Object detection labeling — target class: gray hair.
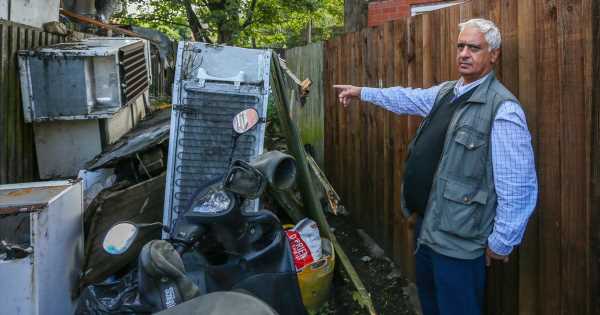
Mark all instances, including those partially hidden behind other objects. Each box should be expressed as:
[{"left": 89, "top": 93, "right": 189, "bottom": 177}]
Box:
[{"left": 458, "top": 18, "right": 501, "bottom": 50}]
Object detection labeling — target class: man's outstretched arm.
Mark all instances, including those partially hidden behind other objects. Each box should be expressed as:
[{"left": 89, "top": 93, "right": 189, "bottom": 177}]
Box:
[{"left": 334, "top": 84, "right": 444, "bottom": 117}]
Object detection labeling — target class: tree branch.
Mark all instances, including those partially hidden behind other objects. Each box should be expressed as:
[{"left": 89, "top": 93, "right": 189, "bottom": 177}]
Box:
[
  {"left": 181, "top": 0, "right": 212, "bottom": 43},
  {"left": 241, "top": 0, "right": 258, "bottom": 28}
]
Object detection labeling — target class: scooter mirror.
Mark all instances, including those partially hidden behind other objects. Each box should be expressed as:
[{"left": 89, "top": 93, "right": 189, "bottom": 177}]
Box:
[
  {"left": 102, "top": 222, "right": 139, "bottom": 255},
  {"left": 232, "top": 108, "right": 260, "bottom": 134}
]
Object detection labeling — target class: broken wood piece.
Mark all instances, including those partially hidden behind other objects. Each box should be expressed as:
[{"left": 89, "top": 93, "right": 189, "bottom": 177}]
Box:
[
  {"left": 277, "top": 56, "right": 311, "bottom": 105},
  {"left": 306, "top": 154, "right": 345, "bottom": 215}
]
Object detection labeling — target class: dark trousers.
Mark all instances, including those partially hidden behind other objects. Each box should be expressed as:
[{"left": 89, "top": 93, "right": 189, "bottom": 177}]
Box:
[{"left": 414, "top": 218, "right": 486, "bottom": 315}]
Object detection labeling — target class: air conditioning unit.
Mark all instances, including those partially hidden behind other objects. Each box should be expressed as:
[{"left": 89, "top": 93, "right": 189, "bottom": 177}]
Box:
[{"left": 18, "top": 37, "right": 151, "bottom": 122}]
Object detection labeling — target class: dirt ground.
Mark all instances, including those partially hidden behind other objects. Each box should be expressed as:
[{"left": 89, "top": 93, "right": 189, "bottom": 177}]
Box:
[{"left": 318, "top": 214, "right": 417, "bottom": 315}]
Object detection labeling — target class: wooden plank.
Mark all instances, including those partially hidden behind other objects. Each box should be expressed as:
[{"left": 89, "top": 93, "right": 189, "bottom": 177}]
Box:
[
  {"left": 487, "top": 0, "right": 502, "bottom": 79},
  {"left": 372, "top": 24, "right": 385, "bottom": 245},
  {"left": 534, "top": 1, "right": 562, "bottom": 314},
  {"left": 390, "top": 19, "right": 412, "bottom": 280},
  {"left": 448, "top": 5, "right": 460, "bottom": 80},
  {"left": 590, "top": 1, "right": 600, "bottom": 314},
  {"left": 516, "top": 1, "right": 540, "bottom": 314},
  {"left": 406, "top": 18, "right": 419, "bottom": 137},
  {"left": 500, "top": 0, "right": 519, "bottom": 94},
  {"left": 0, "top": 23, "right": 8, "bottom": 184},
  {"left": 7, "top": 24, "right": 18, "bottom": 182},
  {"left": 486, "top": 2, "right": 520, "bottom": 313},
  {"left": 358, "top": 28, "right": 369, "bottom": 238},
  {"left": 345, "top": 33, "right": 354, "bottom": 218},
  {"left": 421, "top": 13, "right": 434, "bottom": 89},
  {"left": 459, "top": 0, "right": 473, "bottom": 22},
  {"left": 431, "top": 10, "right": 441, "bottom": 84},
  {"left": 557, "top": 0, "right": 589, "bottom": 314},
  {"left": 24, "top": 29, "right": 39, "bottom": 180},
  {"left": 336, "top": 34, "right": 347, "bottom": 220},
  {"left": 324, "top": 41, "right": 333, "bottom": 181},
  {"left": 381, "top": 21, "right": 394, "bottom": 252},
  {"left": 344, "top": 33, "right": 354, "bottom": 230},
  {"left": 313, "top": 42, "right": 325, "bottom": 168},
  {"left": 323, "top": 40, "right": 331, "bottom": 180},
  {"left": 390, "top": 20, "right": 403, "bottom": 266},
  {"left": 439, "top": 9, "right": 449, "bottom": 81},
  {"left": 329, "top": 37, "right": 338, "bottom": 194},
  {"left": 14, "top": 27, "right": 25, "bottom": 182}
]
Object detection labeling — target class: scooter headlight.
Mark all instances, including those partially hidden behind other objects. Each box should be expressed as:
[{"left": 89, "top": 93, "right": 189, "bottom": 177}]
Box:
[{"left": 192, "top": 190, "right": 232, "bottom": 214}]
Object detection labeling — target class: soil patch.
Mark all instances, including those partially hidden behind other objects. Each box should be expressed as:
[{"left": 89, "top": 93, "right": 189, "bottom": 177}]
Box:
[{"left": 318, "top": 214, "right": 417, "bottom": 315}]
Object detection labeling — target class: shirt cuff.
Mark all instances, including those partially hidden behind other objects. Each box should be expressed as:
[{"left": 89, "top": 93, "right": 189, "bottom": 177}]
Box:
[
  {"left": 487, "top": 233, "right": 514, "bottom": 256},
  {"left": 360, "top": 87, "right": 376, "bottom": 102}
]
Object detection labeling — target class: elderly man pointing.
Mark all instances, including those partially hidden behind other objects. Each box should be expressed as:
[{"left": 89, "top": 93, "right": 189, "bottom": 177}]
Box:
[{"left": 334, "top": 18, "right": 537, "bottom": 315}]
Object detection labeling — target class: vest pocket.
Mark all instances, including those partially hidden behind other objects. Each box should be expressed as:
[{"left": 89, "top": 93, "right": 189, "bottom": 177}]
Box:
[
  {"left": 450, "top": 127, "right": 487, "bottom": 179},
  {"left": 438, "top": 180, "right": 488, "bottom": 238}
]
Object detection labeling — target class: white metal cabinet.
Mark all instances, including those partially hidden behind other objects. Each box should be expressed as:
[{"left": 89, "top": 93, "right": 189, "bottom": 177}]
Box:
[{"left": 0, "top": 180, "right": 83, "bottom": 315}]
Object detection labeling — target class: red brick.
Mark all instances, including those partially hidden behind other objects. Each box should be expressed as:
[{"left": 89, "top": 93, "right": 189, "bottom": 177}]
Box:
[{"left": 368, "top": 0, "right": 411, "bottom": 27}]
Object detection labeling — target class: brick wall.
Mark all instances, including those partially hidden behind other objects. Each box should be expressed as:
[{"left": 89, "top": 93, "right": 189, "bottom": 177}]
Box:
[
  {"left": 367, "top": 0, "right": 452, "bottom": 27},
  {"left": 367, "top": 0, "right": 409, "bottom": 27}
]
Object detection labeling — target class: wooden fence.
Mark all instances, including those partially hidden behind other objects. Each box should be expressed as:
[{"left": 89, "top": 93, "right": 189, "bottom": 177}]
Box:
[
  {"left": 0, "top": 20, "right": 174, "bottom": 184},
  {"left": 320, "top": 0, "right": 596, "bottom": 314},
  {"left": 149, "top": 46, "right": 174, "bottom": 99},
  {"left": 285, "top": 42, "right": 325, "bottom": 167},
  {"left": 0, "top": 21, "right": 65, "bottom": 184}
]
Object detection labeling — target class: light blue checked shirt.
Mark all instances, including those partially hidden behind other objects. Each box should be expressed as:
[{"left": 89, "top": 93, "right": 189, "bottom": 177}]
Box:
[{"left": 360, "top": 73, "right": 538, "bottom": 256}]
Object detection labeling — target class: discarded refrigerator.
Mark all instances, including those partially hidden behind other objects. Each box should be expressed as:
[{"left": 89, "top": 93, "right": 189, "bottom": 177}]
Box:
[
  {"left": 0, "top": 180, "right": 83, "bottom": 315},
  {"left": 163, "top": 42, "right": 271, "bottom": 230}
]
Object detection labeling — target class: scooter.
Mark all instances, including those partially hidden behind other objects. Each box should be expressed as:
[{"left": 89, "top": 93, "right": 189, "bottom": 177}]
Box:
[{"left": 77, "top": 108, "right": 307, "bottom": 315}]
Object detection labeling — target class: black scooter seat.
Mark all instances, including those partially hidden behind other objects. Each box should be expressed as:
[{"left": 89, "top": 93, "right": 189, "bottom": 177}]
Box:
[{"left": 154, "top": 291, "right": 278, "bottom": 315}]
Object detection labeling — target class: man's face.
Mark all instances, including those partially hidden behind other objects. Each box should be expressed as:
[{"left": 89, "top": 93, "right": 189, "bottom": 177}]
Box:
[{"left": 456, "top": 27, "right": 499, "bottom": 83}]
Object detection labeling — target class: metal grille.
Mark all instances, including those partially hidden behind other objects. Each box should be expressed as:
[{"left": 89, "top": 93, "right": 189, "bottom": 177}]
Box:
[
  {"left": 119, "top": 41, "right": 149, "bottom": 104},
  {"left": 170, "top": 91, "right": 261, "bottom": 217},
  {"left": 164, "top": 42, "right": 271, "bottom": 232}
]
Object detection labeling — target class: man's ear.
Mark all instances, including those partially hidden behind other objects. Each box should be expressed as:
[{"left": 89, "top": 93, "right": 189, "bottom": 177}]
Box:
[{"left": 490, "top": 48, "right": 500, "bottom": 64}]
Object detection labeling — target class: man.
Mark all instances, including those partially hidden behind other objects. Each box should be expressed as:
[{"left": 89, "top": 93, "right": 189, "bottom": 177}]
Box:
[{"left": 334, "top": 18, "right": 537, "bottom": 315}]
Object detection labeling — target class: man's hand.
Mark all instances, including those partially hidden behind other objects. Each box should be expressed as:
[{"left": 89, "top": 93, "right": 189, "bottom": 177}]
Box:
[
  {"left": 485, "top": 247, "right": 509, "bottom": 266},
  {"left": 333, "top": 85, "right": 362, "bottom": 107}
]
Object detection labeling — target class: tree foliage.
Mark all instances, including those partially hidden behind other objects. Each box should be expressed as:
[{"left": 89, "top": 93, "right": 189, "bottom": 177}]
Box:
[{"left": 116, "top": 0, "right": 343, "bottom": 48}]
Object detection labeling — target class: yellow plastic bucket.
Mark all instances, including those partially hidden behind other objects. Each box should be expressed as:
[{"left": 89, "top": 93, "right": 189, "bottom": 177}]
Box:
[{"left": 297, "top": 238, "right": 335, "bottom": 313}]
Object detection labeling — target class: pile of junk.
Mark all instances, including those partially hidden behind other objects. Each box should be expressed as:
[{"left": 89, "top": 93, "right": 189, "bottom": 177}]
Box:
[{"left": 0, "top": 39, "right": 367, "bottom": 315}]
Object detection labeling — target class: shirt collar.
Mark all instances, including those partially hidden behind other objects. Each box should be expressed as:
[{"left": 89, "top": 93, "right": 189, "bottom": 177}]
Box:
[{"left": 454, "top": 72, "right": 492, "bottom": 98}]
